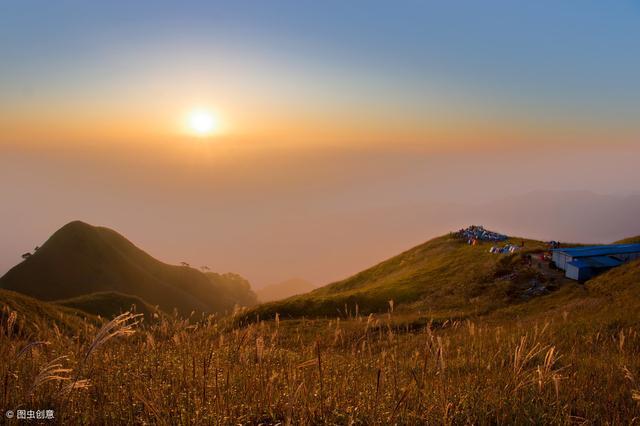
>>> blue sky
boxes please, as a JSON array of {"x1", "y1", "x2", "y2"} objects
[{"x1": 2, "y1": 0, "x2": 639, "y2": 130}]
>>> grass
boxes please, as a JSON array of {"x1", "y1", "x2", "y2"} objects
[
  {"x1": 0, "y1": 289, "x2": 100, "y2": 336},
  {"x1": 55, "y1": 291, "x2": 161, "y2": 319},
  {"x1": 2, "y1": 233, "x2": 639, "y2": 423},
  {"x1": 246, "y1": 235, "x2": 550, "y2": 320},
  {"x1": 0, "y1": 221, "x2": 258, "y2": 315},
  {"x1": 615, "y1": 236, "x2": 640, "y2": 244},
  {"x1": 1, "y1": 260, "x2": 640, "y2": 424}
]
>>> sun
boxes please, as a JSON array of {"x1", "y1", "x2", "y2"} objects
[{"x1": 186, "y1": 109, "x2": 219, "y2": 137}]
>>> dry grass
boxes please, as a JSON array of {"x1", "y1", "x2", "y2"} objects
[{"x1": 2, "y1": 302, "x2": 640, "y2": 425}]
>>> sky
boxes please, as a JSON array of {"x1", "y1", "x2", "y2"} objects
[{"x1": 1, "y1": 1, "x2": 639, "y2": 287}]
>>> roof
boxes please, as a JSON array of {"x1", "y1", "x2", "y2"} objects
[
  {"x1": 567, "y1": 256, "x2": 623, "y2": 269},
  {"x1": 552, "y1": 243, "x2": 640, "y2": 258}
]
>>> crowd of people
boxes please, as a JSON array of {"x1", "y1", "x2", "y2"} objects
[{"x1": 454, "y1": 225, "x2": 508, "y2": 245}]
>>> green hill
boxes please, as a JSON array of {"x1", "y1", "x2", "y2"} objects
[
  {"x1": 588, "y1": 257, "x2": 640, "y2": 291},
  {"x1": 0, "y1": 289, "x2": 100, "y2": 337},
  {"x1": 0, "y1": 221, "x2": 257, "y2": 315},
  {"x1": 55, "y1": 291, "x2": 160, "y2": 319},
  {"x1": 248, "y1": 233, "x2": 552, "y2": 319},
  {"x1": 615, "y1": 235, "x2": 640, "y2": 244},
  {"x1": 495, "y1": 256, "x2": 640, "y2": 327}
]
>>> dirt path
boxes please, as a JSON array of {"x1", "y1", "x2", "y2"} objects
[{"x1": 531, "y1": 253, "x2": 571, "y2": 284}]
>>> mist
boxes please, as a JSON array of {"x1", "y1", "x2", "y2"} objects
[{"x1": 2, "y1": 142, "x2": 639, "y2": 288}]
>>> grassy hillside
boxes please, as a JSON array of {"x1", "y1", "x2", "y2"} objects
[
  {"x1": 585, "y1": 255, "x2": 640, "y2": 313},
  {"x1": 615, "y1": 235, "x2": 640, "y2": 244},
  {"x1": 256, "y1": 278, "x2": 316, "y2": 302},
  {"x1": 3, "y1": 258, "x2": 640, "y2": 423},
  {"x1": 249, "y1": 234, "x2": 550, "y2": 319},
  {"x1": 0, "y1": 289, "x2": 99, "y2": 337},
  {"x1": 55, "y1": 291, "x2": 160, "y2": 319},
  {"x1": 0, "y1": 221, "x2": 256, "y2": 314},
  {"x1": 3, "y1": 234, "x2": 640, "y2": 423}
]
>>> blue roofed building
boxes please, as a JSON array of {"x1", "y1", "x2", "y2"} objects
[{"x1": 552, "y1": 244, "x2": 640, "y2": 281}]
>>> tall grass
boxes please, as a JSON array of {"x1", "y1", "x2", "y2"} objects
[{"x1": 2, "y1": 303, "x2": 640, "y2": 424}]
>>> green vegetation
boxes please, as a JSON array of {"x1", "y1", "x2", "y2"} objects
[
  {"x1": 249, "y1": 235, "x2": 550, "y2": 319},
  {"x1": 205, "y1": 272, "x2": 258, "y2": 309},
  {"x1": 2, "y1": 231, "x2": 639, "y2": 423},
  {"x1": 0, "y1": 289, "x2": 99, "y2": 337},
  {"x1": 1, "y1": 258, "x2": 639, "y2": 423},
  {"x1": 55, "y1": 291, "x2": 160, "y2": 319},
  {"x1": 0, "y1": 221, "x2": 257, "y2": 315},
  {"x1": 615, "y1": 235, "x2": 640, "y2": 244}
]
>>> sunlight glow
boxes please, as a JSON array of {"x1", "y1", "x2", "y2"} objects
[{"x1": 187, "y1": 109, "x2": 219, "y2": 137}]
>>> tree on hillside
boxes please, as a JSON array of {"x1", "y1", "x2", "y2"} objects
[
  {"x1": 180, "y1": 262, "x2": 190, "y2": 267},
  {"x1": 21, "y1": 252, "x2": 31, "y2": 260}
]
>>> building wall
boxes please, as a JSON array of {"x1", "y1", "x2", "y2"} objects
[
  {"x1": 566, "y1": 265, "x2": 597, "y2": 281},
  {"x1": 566, "y1": 263, "x2": 580, "y2": 280},
  {"x1": 553, "y1": 252, "x2": 571, "y2": 270}
]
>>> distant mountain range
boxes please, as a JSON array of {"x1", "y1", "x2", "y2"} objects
[
  {"x1": 256, "y1": 278, "x2": 316, "y2": 302},
  {"x1": 0, "y1": 221, "x2": 257, "y2": 315}
]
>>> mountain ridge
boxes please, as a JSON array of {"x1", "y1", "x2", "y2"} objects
[
  {"x1": 0, "y1": 221, "x2": 257, "y2": 314},
  {"x1": 245, "y1": 230, "x2": 640, "y2": 320}
]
